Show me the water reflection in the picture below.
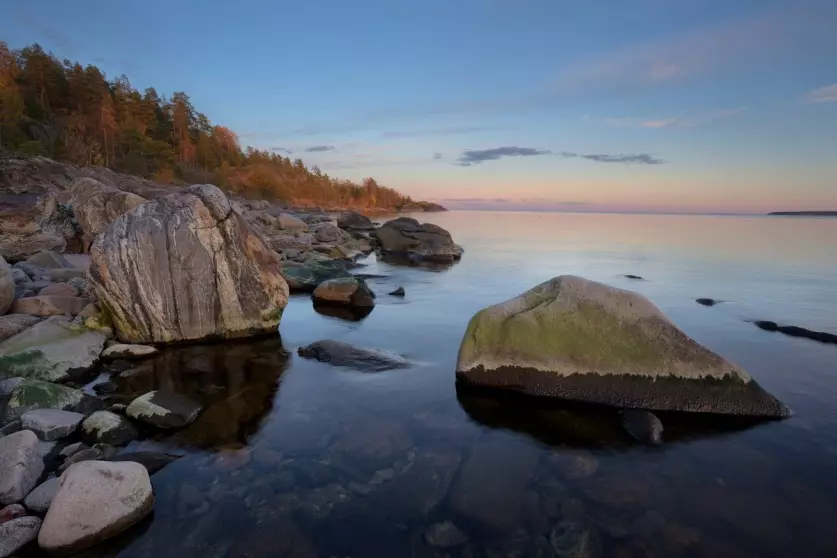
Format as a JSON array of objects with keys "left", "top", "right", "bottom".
[
  {"left": 312, "top": 301, "right": 374, "bottom": 321},
  {"left": 378, "top": 252, "right": 461, "bottom": 271}
]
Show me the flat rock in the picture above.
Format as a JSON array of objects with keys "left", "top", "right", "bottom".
[
  {"left": 0, "top": 516, "right": 42, "bottom": 557},
  {"left": 126, "top": 391, "right": 202, "bottom": 429},
  {"left": 88, "top": 184, "right": 289, "bottom": 344},
  {"left": 38, "top": 283, "right": 77, "bottom": 297},
  {"left": 456, "top": 276, "right": 790, "bottom": 417},
  {"left": 312, "top": 277, "right": 375, "bottom": 308},
  {"left": 101, "top": 344, "right": 158, "bottom": 360},
  {"left": 0, "top": 256, "right": 13, "bottom": 315},
  {"left": 297, "top": 340, "right": 409, "bottom": 372},
  {"left": 38, "top": 461, "right": 154, "bottom": 554},
  {"left": 621, "top": 410, "right": 664, "bottom": 444},
  {"left": 0, "top": 315, "right": 40, "bottom": 343},
  {"left": 0, "top": 430, "right": 44, "bottom": 505},
  {"left": 0, "top": 378, "right": 100, "bottom": 424},
  {"left": 0, "top": 316, "right": 107, "bottom": 382},
  {"left": 110, "top": 451, "right": 181, "bottom": 474},
  {"left": 20, "top": 409, "right": 84, "bottom": 441},
  {"left": 23, "top": 477, "right": 59, "bottom": 513},
  {"left": 374, "top": 217, "right": 463, "bottom": 263},
  {"left": 9, "top": 295, "right": 91, "bottom": 317},
  {"left": 81, "top": 411, "right": 139, "bottom": 445}
]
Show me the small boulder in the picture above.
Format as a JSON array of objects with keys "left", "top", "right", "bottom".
[
  {"left": 126, "top": 391, "right": 202, "bottom": 429},
  {"left": 276, "top": 213, "right": 308, "bottom": 232},
  {"left": 81, "top": 411, "right": 139, "bottom": 446},
  {"left": 337, "top": 211, "right": 374, "bottom": 231},
  {"left": 313, "top": 223, "right": 344, "bottom": 243},
  {"left": 0, "top": 378, "right": 100, "bottom": 424},
  {"left": 0, "top": 516, "right": 42, "bottom": 557},
  {"left": 621, "top": 410, "right": 664, "bottom": 444},
  {"left": 456, "top": 276, "right": 790, "bottom": 417},
  {"left": 101, "top": 344, "right": 158, "bottom": 361},
  {"left": 0, "top": 316, "right": 107, "bottom": 382},
  {"left": 38, "top": 461, "right": 154, "bottom": 555},
  {"left": 696, "top": 298, "right": 720, "bottom": 307},
  {"left": 374, "top": 217, "right": 463, "bottom": 263},
  {"left": 297, "top": 340, "right": 409, "bottom": 372},
  {"left": 23, "top": 477, "right": 59, "bottom": 513},
  {"left": 0, "top": 430, "right": 43, "bottom": 505},
  {"left": 24, "top": 251, "right": 74, "bottom": 270},
  {"left": 623, "top": 274, "right": 644, "bottom": 280},
  {"left": 281, "top": 260, "right": 351, "bottom": 293},
  {"left": 0, "top": 503, "right": 25, "bottom": 524},
  {"left": 0, "top": 314, "right": 40, "bottom": 343},
  {"left": 38, "top": 283, "right": 77, "bottom": 297},
  {"left": 0, "top": 256, "right": 13, "bottom": 315},
  {"left": 58, "top": 448, "right": 103, "bottom": 472},
  {"left": 9, "top": 295, "right": 91, "bottom": 317},
  {"left": 312, "top": 277, "right": 375, "bottom": 308},
  {"left": 11, "top": 268, "right": 28, "bottom": 284},
  {"left": 389, "top": 286, "right": 406, "bottom": 297},
  {"left": 58, "top": 442, "right": 88, "bottom": 461},
  {"left": 20, "top": 409, "right": 84, "bottom": 441},
  {"left": 424, "top": 521, "right": 469, "bottom": 548}
]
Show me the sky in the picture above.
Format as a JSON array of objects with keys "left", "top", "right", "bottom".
[{"left": 2, "top": 0, "right": 836, "bottom": 213}]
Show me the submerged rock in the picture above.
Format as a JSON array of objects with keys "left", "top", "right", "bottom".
[
  {"left": 126, "top": 390, "right": 202, "bottom": 429},
  {"left": 0, "top": 316, "right": 107, "bottom": 382},
  {"left": 550, "top": 518, "right": 601, "bottom": 558},
  {"left": 38, "top": 461, "right": 154, "bottom": 554},
  {"left": 20, "top": 409, "right": 84, "bottom": 441},
  {"left": 110, "top": 452, "right": 182, "bottom": 474},
  {"left": 88, "top": 184, "right": 289, "bottom": 344},
  {"left": 312, "top": 277, "right": 375, "bottom": 309},
  {"left": 0, "top": 430, "right": 43, "bottom": 505},
  {"left": 297, "top": 340, "right": 410, "bottom": 372},
  {"left": 624, "top": 274, "right": 644, "bottom": 280},
  {"left": 621, "top": 410, "right": 664, "bottom": 444},
  {"left": 456, "top": 276, "right": 790, "bottom": 417},
  {"left": 424, "top": 521, "right": 469, "bottom": 548},
  {"left": 0, "top": 516, "right": 42, "bottom": 557},
  {"left": 374, "top": 217, "right": 462, "bottom": 263},
  {"left": 753, "top": 321, "right": 837, "bottom": 345}
]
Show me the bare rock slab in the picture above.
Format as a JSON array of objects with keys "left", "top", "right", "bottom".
[
  {"left": 126, "top": 391, "right": 202, "bottom": 429},
  {"left": 456, "top": 275, "right": 790, "bottom": 417},
  {"left": 20, "top": 409, "right": 84, "bottom": 441},
  {"left": 0, "top": 516, "right": 42, "bottom": 557},
  {"left": 297, "top": 340, "right": 409, "bottom": 372},
  {"left": 0, "top": 430, "right": 44, "bottom": 505},
  {"left": 0, "top": 314, "right": 40, "bottom": 343},
  {"left": 101, "top": 343, "right": 158, "bottom": 360},
  {"left": 38, "top": 461, "right": 154, "bottom": 555}
]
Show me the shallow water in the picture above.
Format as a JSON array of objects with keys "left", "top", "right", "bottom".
[{"left": 69, "top": 212, "right": 837, "bottom": 557}]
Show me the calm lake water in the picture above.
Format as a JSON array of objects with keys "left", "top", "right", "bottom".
[{"left": 75, "top": 212, "right": 837, "bottom": 557}]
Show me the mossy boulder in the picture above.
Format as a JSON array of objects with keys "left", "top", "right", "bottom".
[
  {"left": 0, "top": 378, "right": 101, "bottom": 424},
  {"left": 456, "top": 276, "right": 790, "bottom": 417}
]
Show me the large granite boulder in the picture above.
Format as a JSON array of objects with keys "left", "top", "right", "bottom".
[
  {"left": 374, "top": 217, "right": 462, "bottom": 263},
  {"left": 0, "top": 378, "right": 100, "bottom": 424},
  {"left": 68, "top": 178, "right": 147, "bottom": 251},
  {"left": 0, "top": 316, "right": 107, "bottom": 382},
  {"left": 0, "top": 195, "right": 79, "bottom": 261},
  {"left": 88, "top": 184, "right": 289, "bottom": 344},
  {"left": 38, "top": 461, "right": 154, "bottom": 554},
  {"left": 337, "top": 211, "right": 374, "bottom": 231},
  {"left": 0, "top": 430, "right": 43, "bottom": 505},
  {"left": 0, "top": 256, "right": 12, "bottom": 315},
  {"left": 456, "top": 276, "right": 790, "bottom": 417}
]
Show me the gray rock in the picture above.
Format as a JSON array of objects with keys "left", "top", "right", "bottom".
[
  {"left": 58, "top": 447, "right": 103, "bottom": 472},
  {"left": 0, "top": 256, "right": 13, "bottom": 315},
  {"left": 93, "top": 443, "right": 118, "bottom": 460},
  {"left": 58, "top": 442, "right": 89, "bottom": 460},
  {"left": 0, "top": 516, "right": 42, "bottom": 557},
  {"left": 0, "top": 314, "right": 40, "bottom": 343},
  {"left": 100, "top": 343, "right": 158, "bottom": 360},
  {"left": 0, "top": 430, "right": 44, "bottom": 505},
  {"left": 81, "top": 411, "right": 138, "bottom": 445},
  {"left": 297, "top": 340, "right": 409, "bottom": 372},
  {"left": 23, "top": 477, "right": 59, "bottom": 513},
  {"left": 374, "top": 217, "right": 463, "bottom": 263},
  {"left": 11, "top": 268, "right": 28, "bottom": 284},
  {"left": 281, "top": 259, "right": 351, "bottom": 293},
  {"left": 313, "top": 223, "right": 345, "bottom": 243},
  {"left": 0, "top": 378, "right": 100, "bottom": 424},
  {"left": 110, "top": 452, "right": 182, "bottom": 474},
  {"left": 9, "top": 295, "right": 91, "bottom": 317},
  {"left": 337, "top": 211, "right": 374, "bottom": 231},
  {"left": 312, "top": 277, "right": 375, "bottom": 309},
  {"left": 388, "top": 286, "right": 406, "bottom": 297},
  {"left": 24, "top": 251, "right": 74, "bottom": 270},
  {"left": 424, "top": 521, "right": 469, "bottom": 548},
  {"left": 456, "top": 275, "right": 791, "bottom": 417},
  {"left": 20, "top": 409, "right": 84, "bottom": 441},
  {"left": 68, "top": 178, "right": 147, "bottom": 250},
  {"left": 621, "top": 410, "right": 664, "bottom": 444},
  {"left": 0, "top": 503, "right": 25, "bottom": 524},
  {"left": 38, "top": 283, "right": 77, "bottom": 297},
  {"left": 88, "top": 184, "right": 289, "bottom": 344},
  {"left": 0, "top": 421, "right": 21, "bottom": 436},
  {"left": 67, "top": 277, "right": 95, "bottom": 300},
  {"left": 0, "top": 316, "right": 107, "bottom": 382},
  {"left": 126, "top": 391, "right": 202, "bottom": 429},
  {"left": 38, "top": 440, "right": 57, "bottom": 458},
  {"left": 38, "top": 461, "right": 154, "bottom": 554},
  {"left": 276, "top": 213, "right": 308, "bottom": 232}
]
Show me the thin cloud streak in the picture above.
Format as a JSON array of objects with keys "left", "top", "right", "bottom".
[
  {"left": 457, "top": 147, "right": 552, "bottom": 166},
  {"left": 304, "top": 145, "right": 336, "bottom": 152},
  {"left": 600, "top": 108, "right": 744, "bottom": 129},
  {"left": 802, "top": 83, "right": 837, "bottom": 104}
]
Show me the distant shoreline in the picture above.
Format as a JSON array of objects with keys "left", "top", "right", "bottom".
[{"left": 767, "top": 211, "right": 837, "bottom": 217}]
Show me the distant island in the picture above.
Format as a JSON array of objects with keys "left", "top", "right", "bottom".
[{"left": 767, "top": 211, "right": 837, "bottom": 217}]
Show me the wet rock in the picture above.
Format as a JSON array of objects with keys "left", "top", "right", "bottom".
[
  {"left": 38, "top": 461, "right": 154, "bottom": 554},
  {"left": 451, "top": 437, "right": 539, "bottom": 531},
  {"left": 621, "top": 410, "right": 663, "bottom": 444},
  {"left": 548, "top": 452, "right": 600, "bottom": 480},
  {"left": 20, "top": 409, "right": 84, "bottom": 441},
  {"left": 550, "top": 518, "right": 601, "bottom": 558},
  {"left": 424, "top": 521, "right": 469, "bottom": 548},
  {"left": 0, "top": 430, "right": 43, "bottom": 505},
  {"left": 696, "top": 298, "right": 720, "bottom": 307},
  {"left": 312, "top": 277, "right": 375, "bottom": 309},
  {"left": 126, "top": 390, "right": 202, "bottom": 429},
  {"left": 0, "top": 316, "right": 107, "bottom": 382},
  {"left": 332, "top": 421, "right": 413, "bottom": 473},
  {"left": 0, "top": 378, "right": 100, "bottom": 424},
  {"left": 456, "top": 276, "right": 791, "bottom": 417},
  {"left": 580, "top": 473, "right": 650, "bottom": 509},
  {"left": 753, "top": 320, "right": 837, "bottom": 345},
  {"left": 23, "top": 477, "right": 59, "bottom": 513},
  {"left": 389, "top": 286, "right": 406, "bottom": 297},
  {"left": 297, "top": 340, "right": 409, "bottom": 372},
  {"left": 101, "top": 344, "right": 158, "bottom": 360},
  {"left": 623, "top": 274, "right": 644, "bottom": 280},
  {"left": 58, "top": 442, "right": 88, "bottom": 460},
  {"left": 58, "top": 447, "right": 103, "bottom": 472},
  {"left": 281, "top": 259, "right": 351, "bottom": 293},
  {"left": 81, "top": 411, "right": 138, "bottom": 445},
  {"left": 214, "top": 447, "right": 252, "bottom": 470},
  {"left": 0, "top": 503, "right": 25, "bottom": 524},
  {"left": 0, "top": 516, "right": 42, "bottom": 557},
  {"left": 9, "top": 295, "right": 91, "bottom": 317},
  {"left": 337, "top": 211, "right": 375, "bottom": 231},
  {"left": 0, "top": 314, "right": 40, "bottom": 343},
  {"left": 375, "top": 217, "right": 463, "bottom": 263},
  {"left": 0, "top": 256, "right": 13, "bottom": 315},
  {"left": 110, "top": 451, "right": 182, "bottom": 474},
  {"left": 88, "top": 184, "right": 289, "bottom": 344}
]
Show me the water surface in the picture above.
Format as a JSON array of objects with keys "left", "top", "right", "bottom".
[{"left": 78, "top": 212, "right": 837, "bottom": 557}]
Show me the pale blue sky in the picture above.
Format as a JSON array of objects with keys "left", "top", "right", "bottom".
[{"left": 3, "top": 0, "right": 836, "bottom": 212}]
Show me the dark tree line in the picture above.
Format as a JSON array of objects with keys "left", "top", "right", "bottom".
[{"left": 0, "top": 42, "right": 418, "bottom": 209}]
